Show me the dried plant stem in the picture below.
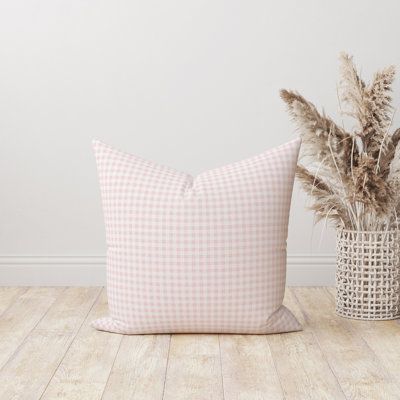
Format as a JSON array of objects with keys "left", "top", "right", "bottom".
[{"left": 281, "top": 53, "right": 399, "bottom": 231}]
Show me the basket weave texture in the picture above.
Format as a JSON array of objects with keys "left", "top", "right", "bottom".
[{"left": 336, "top": 229, "right": 400, "bottom": 320}]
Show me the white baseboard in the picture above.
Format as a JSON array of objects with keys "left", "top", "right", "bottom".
[
  {"left": 0, "top": 254, "right": 336, "bottom": 286},
  {"left": 286, "top": 254, "right": 335, "bottom": 286}
]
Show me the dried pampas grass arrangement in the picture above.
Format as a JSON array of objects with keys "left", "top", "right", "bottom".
[{"left": 281, "top": 53, "right": 400, "bottom": 231}]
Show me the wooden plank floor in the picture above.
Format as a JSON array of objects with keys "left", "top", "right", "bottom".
[{"left": 0, "top": 287, "right": 399, "bottom": 400}]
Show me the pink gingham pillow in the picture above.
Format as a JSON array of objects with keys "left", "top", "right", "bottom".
[{"left": 92, "top": 139, "right": 301, "bottom": 334}]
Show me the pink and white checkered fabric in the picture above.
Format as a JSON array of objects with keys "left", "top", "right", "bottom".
[{"left": 92, "top": 139, "right": 301, "bottom": 334}]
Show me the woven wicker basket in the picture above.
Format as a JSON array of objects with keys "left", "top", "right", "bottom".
[{"left": 336, "top": 229, "right": 400, "bottom": 320}]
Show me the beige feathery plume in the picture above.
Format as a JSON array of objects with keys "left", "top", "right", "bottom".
[
  {"left": 388, "top": 138, "right": 400, "bottom": 212},
  {"left": 378, "top": 128, "right": 400, "bottom": 177},
  {"left": 339, "top": 53, "right": 396, "bottom": 157},
  {"left": 280, "top": 89, "right": 353, "bottom": 175},
  {"left": 352, "top": 154, "right": 393, "bottom": 216},
  {"left": 296, "top": 165, "right": 350, "bottom": 227},
  {"left": 339, "top": 52, "right": 366, "bottom": 132},
  {"left": 282, "top": 53, "right": 400, "bottom": 230}
]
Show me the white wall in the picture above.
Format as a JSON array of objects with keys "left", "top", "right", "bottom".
[{"left": 1, "top": 0, "right": 400, "bottom": 283}]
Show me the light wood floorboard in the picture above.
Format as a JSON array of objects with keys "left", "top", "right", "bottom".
[
  {"left": 0, "top": 287, "right": 100, "bottom": 400},
  {"left": 293, "top": 287, "right": 400, "bottom": 400},
  {"left": 0, "top": 287, "right": 28, "bottom": 315},
  {"left": 267, "top": 289, "right": 346, "bottom": 400},
  {"left": 326, "top": 287, "right": 400, "bottom": 389},
  {"left": 101, "top": 334, "right": 170, "bottom": 400},
  {"left": 219, "top": 334, "right": 283, "bottom": 400},
  {"left": 163, "top": 334, "right": 223, "bottom": 400},
  {"left": 0, "top": 287, "right": 63, "bottom": 369},
  {"left": 40, "top": 289, "right": 122, "bottom": 400},
  {"left": 0, "top": 287, "right": 399, "bottom": 400}
]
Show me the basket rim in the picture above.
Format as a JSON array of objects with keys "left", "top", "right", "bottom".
[{"left": 337, "top": 228, "right": 400, "bottom": 235}]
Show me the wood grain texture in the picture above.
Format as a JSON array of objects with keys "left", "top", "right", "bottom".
[
  {"left": 267, "top": 288, "right": 346, "bottom": 400},
  {"left": 219, "top": 334, "right": 283, "bottom": 400},
  {"left": 0, "top": 287, "right": 28, "bottom": 315},
  {"left": 0, "top": 287, "right": 63, "bottom": 368},
  {"left": 41, "top": 289, "right": 123, "bottom": 400},
  {"left": 293, "top": 287, "right": 400, "bottom": 400},
  {"left": 0, "top": 287, "right": 399, "bottom": 400},
  {"left": 326, "top": 287, "right": 400, "bottom": 386},
  {"left": 102, "top": 334, "right": 170, "bottom": 400},
  {"left": 163, "top": 334, "right": 224, "bottom": 400},
  {"left": 0, "top": 287, "right": 100, "bottom": 400}
]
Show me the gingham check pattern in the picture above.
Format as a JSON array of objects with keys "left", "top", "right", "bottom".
[{"left": 92, "top": 139, "right": 301, "bottom": 334}]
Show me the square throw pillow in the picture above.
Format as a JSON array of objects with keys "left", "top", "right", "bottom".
[{"left": 92, "top": 138, "right": 301, "bottom": 334}]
